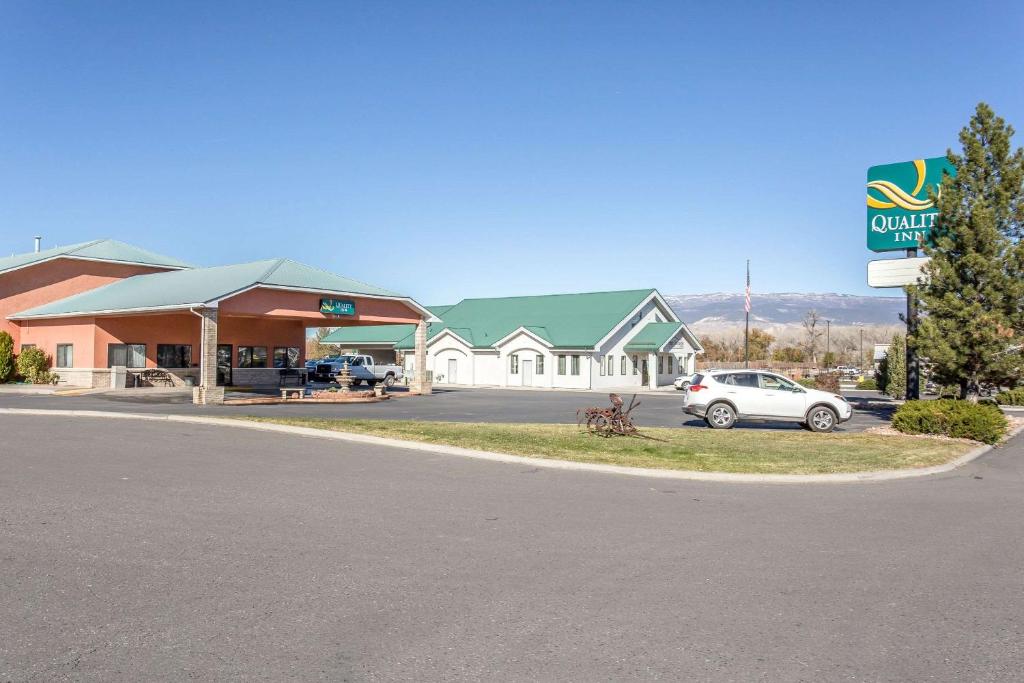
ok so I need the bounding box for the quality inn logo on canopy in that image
[866,156,955,252]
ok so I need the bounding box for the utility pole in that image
[905,248,920,400]
[825,319,831,367]
[859,326,864,371]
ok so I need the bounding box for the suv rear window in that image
[719,372,759,388]
[691,374,704,386]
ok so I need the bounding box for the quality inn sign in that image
[866,156,955,252]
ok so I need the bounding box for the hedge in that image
[15,347,57,385]
[892,399,1008,444]
[856,377,878,390]
[996,388,1024,406]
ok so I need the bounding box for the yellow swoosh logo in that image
[867,158,935,211]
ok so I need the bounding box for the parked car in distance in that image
[308,355,352,381]
[314,354,404,387]
[834,366,861,377]
[674,374,695,391]
[682,370,853,432]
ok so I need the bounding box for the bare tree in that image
[801,310,824,365]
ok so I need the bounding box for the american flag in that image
[744,261,751,314]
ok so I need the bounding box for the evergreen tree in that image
[913,103,1024,399]
[0,331,13,382]
[877,333,906,398]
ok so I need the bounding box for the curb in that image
[0,408,1018,485]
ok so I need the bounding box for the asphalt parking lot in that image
[0,386,893,431]
[2,414,1022,680]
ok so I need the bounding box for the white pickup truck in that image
[310,354,404,387]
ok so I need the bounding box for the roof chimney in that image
[34,236,41,253]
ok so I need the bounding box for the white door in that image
[756,373,808,418]
[522,360,533,386]
[447,358,457,384]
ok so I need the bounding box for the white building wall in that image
[593,297,673,389]
[401,293,701,390]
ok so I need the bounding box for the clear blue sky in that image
[2,1,1022,304]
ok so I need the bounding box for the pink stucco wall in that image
[1,258,174,347]
[220,287,422,325]
[13,284,424,375]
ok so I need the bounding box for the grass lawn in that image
[239,418,976,475]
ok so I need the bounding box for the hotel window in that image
[20,344,36,352]
[632,355,638,375]
[599,356,605,376]
[557,355,566,375]
[107,343,146,368]
[273,347,301,368]
[666,355,674,375]
[536,355,544,374]
[56,344,73,368]
[570,355,580,375]
[607,355,614,376]
[510,354,519,374]
[620,356,626,375]
[658,355,664,375]
[157,344,192,368]
[238,346,267,368]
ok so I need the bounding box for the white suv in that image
[682,371,852,432]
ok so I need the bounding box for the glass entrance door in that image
[217,344,232,386]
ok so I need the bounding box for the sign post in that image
[866,156,954,401]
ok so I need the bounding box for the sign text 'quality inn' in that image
[866,156,955,252]
[320,298,355,315]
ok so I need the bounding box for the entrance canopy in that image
[10,257,436,403]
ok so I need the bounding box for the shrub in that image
[996,388,1024,406]
[892,399,1008,444]
[0,331,13,382]
[15,347,56,384]
[814,372,841,393]
[856,377,878,390]
[797,377,816,388]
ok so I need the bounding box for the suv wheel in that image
[707,403,736,429]
[807,406,838,433]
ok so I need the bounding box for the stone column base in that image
[409,380,433,395]
[192,386,226,405]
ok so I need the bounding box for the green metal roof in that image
[10,258,412,319]
[321,306,452,346]
[623,322,685,352]
[0,239,191,275]
[392,289,657,350]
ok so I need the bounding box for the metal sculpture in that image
[578,393,641,436]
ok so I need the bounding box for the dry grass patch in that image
[239,418,976,475]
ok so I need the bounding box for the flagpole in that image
[744,259,750,369]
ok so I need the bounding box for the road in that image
[0,386,893,431]
[2,414,1023,680]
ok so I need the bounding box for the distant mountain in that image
[666,293,905,331]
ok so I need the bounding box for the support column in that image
[193,307,225,405]
[905,248,920,401]
[648,352,657,390]
[409,318,431,395]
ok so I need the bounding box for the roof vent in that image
[34,236,41,253]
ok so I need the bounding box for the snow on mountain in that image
[666,293,905,330]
